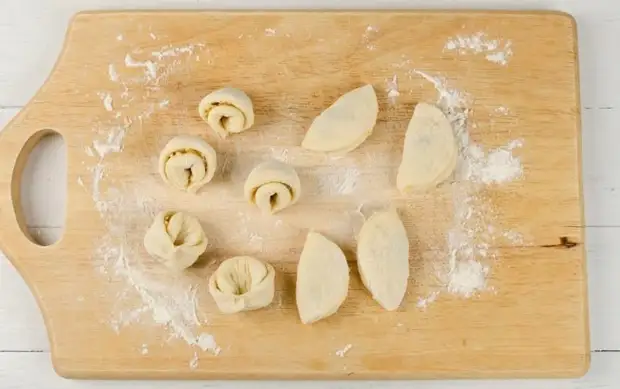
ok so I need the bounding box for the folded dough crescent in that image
[396,103,457,193]
[296,232,349,324]
[301,84,378,155]
[357,208,409,311]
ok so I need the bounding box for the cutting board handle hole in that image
[14,130,66,246]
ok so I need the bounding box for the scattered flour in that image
[151,43,204,60]
[97,92,114,112]
[472,143,523,184]
[447,259,489,297]
[264,28,276,36]
[503,230,524,244]
[335,344,353,357]
[494,106,510,115]
[92,126,125,158]
[416,291,439,310]
[116,34,124,41]
[85,37,219,362]
[410,68,524,302]
[318,166,360,196]
[124,54,158,81]
[189,352,199,370]
[444,32,513,65]
[386,74,400,104]
[362,25,379,51]
[197,333,221,355]
[108,64,119,82]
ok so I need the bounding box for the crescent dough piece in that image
[301,84,378,155]
[296,232,349,324]
[208,256,276,314]
[244,161,301,214]
[397,103,458,193]
[143,211,208,271]
[198,87,255,138]
[357,208,410,311]
[159,135,217,193]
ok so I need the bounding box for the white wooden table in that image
[0,0,618,387]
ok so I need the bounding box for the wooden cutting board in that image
[0,10,587,379]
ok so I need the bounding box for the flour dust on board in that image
[78,25,525,365]
[408,68,524,307]
[443,32,513,65]
[79,32,221,367]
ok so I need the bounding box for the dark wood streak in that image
[541,236,579,249]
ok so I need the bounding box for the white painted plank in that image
[0,351,617,388]
[0,0,618,107]
[585,227,620,351]
[0,107,18,127]
[0,252,49,351]
[582,108,620,227]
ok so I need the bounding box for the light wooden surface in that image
[0,0,617,388]
[0,10,587,379]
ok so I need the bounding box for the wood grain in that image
[0,352,618,389]
[0,11,586,379]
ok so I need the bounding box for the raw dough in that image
[357,208,409,311]
[244,160,301,214]
[209,256,275,314]
[301,84,378,155]
[198,87,255,138]
[296,232,349,324]
[397,102,458,193]
[143,211,208,271]
[159,135,217,193]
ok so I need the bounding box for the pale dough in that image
[244,160,301,214]
[357,208,409,311]
[296,232,349,324]
[159,135,217,193]
[143,211,208,271]
[208,256,275,314]
[198,87,255,138]
[397,102,458,193]
[301,84,378,155]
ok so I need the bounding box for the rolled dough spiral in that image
[243,160,301,214]
[158,135,217,194]
[198,87,255,138]
[208,256,276,314]
[143,211,208,271]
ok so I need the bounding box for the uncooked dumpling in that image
[143,211,208,271]
[208,256,275,314]
[159,135,217,193]
[244,160,301,214]
[198,87,255,138]
[357,208,409,311]
[296,232,349,324]
[301,84,378,155]
[397,103,457,193]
